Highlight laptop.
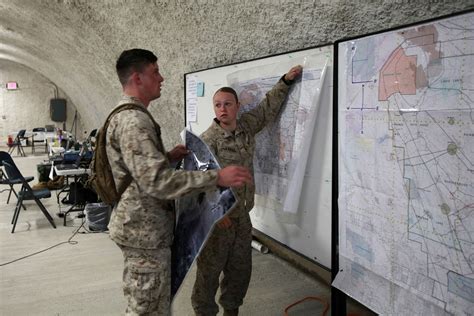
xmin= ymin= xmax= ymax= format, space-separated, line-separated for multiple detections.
xmin=55 ymin=148 xmax=90 ymax=171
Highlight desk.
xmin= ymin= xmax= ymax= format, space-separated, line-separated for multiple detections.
xmin=9 ymin=130 xmax=34 ymax=140
xmin=53 ymin=166 xmax=91 ymax=226
xmin=54 ymin=167 xmax=91 ymax=177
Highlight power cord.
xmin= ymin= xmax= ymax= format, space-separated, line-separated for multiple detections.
xmin=0 ymin=221 xmax=85 ymax=267
xmin=284 ymin=296 xmax=330 ymax=316
xmin=78 ymin=225 xmax=109 ymax=234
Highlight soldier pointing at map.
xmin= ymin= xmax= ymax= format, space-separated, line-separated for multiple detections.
xmin=192 ymin=65 xmax=303 ymax=316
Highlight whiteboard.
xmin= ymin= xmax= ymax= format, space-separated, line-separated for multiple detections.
xmin=184 ymin=45 xmax=333 ymax=268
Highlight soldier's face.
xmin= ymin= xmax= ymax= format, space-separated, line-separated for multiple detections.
xmin=138 ymin=62 xmax=164 ymax=101
xmin=213 ymin=92 xmax=240 ymax=125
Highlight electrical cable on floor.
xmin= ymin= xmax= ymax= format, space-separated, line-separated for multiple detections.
xmin=78 ymin=224 xmax=109 ymax=234
xmin=0 ymin=220 xmax=85 ymax=267
xmin=284 ymin=296 xmax=330 ymax=316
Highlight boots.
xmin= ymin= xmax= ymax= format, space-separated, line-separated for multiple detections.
xmin=32 ymin=182 xmax=48 ymax=190
xmin=47 ymin=176 xmax=65 ymax=190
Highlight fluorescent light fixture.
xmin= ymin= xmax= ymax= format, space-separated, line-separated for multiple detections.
xmin=6 ymin=81 xmax=18 ymax=90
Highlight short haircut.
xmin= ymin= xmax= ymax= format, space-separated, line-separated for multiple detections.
xmin=116 ymin=49 xmax=158 ymax=85
xmin=214 ymin=87 xmax=239 ymax=103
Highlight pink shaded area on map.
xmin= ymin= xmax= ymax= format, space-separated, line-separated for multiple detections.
xmin=378 ymin=47 xmax=417 ymax=101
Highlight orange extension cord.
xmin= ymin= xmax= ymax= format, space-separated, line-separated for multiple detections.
xmin=284 ymin=296 xmax=330 ymax=316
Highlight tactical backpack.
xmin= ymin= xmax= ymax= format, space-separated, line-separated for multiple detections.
xmin=88 ymin=103 xmax=161 ymax=205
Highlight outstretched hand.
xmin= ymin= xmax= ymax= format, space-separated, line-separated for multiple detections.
xmin=217 ymin=165 xmax=252 ymax=188
xmin=167 ymin=144 xmax=189 ymax=163
xmin=284 ymin=65 xmax=303 ymax=82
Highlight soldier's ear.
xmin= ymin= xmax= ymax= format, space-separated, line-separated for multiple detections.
xmin=130 ymin=72 xmax=141 ymax=85
xmin=236 ymin=102 xmax=240 ymax=110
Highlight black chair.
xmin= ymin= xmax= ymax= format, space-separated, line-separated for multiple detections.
xmin=74 ymin=128 xmax=97 ymax=155
xmin=32 ymin=127 xmax=47 ymax=154
xmin=8 ymin=129 xmax=27 ymax=156
xmin=0 ymin=151 xmax=34 ymax=210
xmin=1 ymin=152 xmax=56 ymax=233
xmin=85 ymin=129 xmax=97 ymax=148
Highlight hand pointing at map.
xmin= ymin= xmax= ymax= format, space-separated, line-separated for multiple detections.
xmin=284 ymin=65 xmax=303 ymax=82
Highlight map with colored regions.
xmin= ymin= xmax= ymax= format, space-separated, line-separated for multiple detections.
xmin=226 ymin=61 xmax=327 ymax=212
xmin=333 ymin=12 xmax=474 ymax=315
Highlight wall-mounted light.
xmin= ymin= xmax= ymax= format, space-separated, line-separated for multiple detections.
xmin=6 ymin=81 xmax=18 ymax=90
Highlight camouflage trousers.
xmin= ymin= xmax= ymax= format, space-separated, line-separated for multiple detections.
xmin=191 ymin=212 xmax=253 ymax=316
xmin=118 ymin=245 xmax=171 ymax=316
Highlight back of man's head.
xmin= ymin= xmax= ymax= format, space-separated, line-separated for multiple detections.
xmin=116 ymin=49 xmax=158 ymax=86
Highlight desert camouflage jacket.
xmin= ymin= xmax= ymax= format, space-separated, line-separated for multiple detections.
xmin=107 ymin=96 xmax=218 ymax=249
xmin=201 ymin=78 xmax=291 ymax=218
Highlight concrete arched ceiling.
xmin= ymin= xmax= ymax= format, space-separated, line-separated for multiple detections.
xmin=0 ymin=0 xmax=472 ymax=146
xmin=0 ymin=1 xmax=118 ymax=131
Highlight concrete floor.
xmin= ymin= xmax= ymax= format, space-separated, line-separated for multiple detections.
xmin=0 ymin=151 xmax=373 ymax=315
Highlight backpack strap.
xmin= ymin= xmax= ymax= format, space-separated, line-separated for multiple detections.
xmin=100 ymin=102 xmax=161 ymax=197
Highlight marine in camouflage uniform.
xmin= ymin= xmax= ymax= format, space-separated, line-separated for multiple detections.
xmin=192 ymin=73 xmax=298 ymax=316
xmin=107 ymin=96 xmax=220 ymax=315
xmin=108 ymin=49 xmax=251 ymax=315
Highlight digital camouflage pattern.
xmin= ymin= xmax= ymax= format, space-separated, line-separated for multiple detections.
xmin=192 ymin=78 xmax=291 ymax=315
xmin=200 ymin=79 xmax=290 ymax=219
xmin=106 ymin=96 xmax=219 ymax=315
xmin=192 ymin=214 xmax=252 ymax=316
xmin=107 ymin=96 xmax=219 ymax=250
xmin=119 ymin=245 xmax=171 ymax=315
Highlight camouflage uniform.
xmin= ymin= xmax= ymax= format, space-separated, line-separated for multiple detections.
xmin=107 ymin=96 xmax=219 ymax=316
xmin=192 ymin=78 xmax=292 ymax=315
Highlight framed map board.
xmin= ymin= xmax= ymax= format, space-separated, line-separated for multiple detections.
xmin=333 ymin=11 xmax=473 ymax=315
xmin=184 ymin=45 xmax=334 ymax=268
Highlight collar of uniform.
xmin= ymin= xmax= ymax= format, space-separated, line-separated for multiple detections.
xmin=118 ymin=95 xmax=145 ymax=108
xmin=212 ymin=118 xmax=244 ymax=138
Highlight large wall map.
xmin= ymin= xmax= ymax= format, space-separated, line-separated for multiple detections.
xmin=227 ymin=65 xmax=326 ymax=212
xmin=333 ymin=12 xmax=474 ymax=315
xmin=185 ymin=47 xmax=334 ymax=268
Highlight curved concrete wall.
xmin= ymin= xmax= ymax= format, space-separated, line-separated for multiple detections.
xmin=0 ymin=59 xmax=84 ymax=141
xmin=0 ymin=0 xmax=472 ymax=147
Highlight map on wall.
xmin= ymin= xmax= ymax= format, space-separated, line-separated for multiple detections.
xmin=227 ymin=55 xmax=328 ymax=213
xmin=184 ymin=45 xmax=334 ymax=268
xmin=333 ymin=12 xmax=474 ymax=315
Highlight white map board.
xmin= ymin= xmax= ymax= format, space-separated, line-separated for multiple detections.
xmin=185 ymin=46 xmax=333 ymax=268
xmin=333 ymin=12 xmax=474 ymax=315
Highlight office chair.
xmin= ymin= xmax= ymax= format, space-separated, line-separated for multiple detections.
xmin=86 ymin=129 xmax=97 ymax=146
xmin=0 ymin=151 xmax=34 ymax=210
xmin=79 ymin=129 xmax=97 ymax=157
xmin=8 ymin=129 xmax=27 ymax=157
xmin=1 ymin=152 xmax=56 ymax=233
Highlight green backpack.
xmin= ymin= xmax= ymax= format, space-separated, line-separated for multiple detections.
xmin=88 ymin=103 xmax=160 ymax=205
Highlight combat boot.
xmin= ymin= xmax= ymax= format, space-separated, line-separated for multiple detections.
xmin=32 ymin=182 xmax=48 ymax=190
xmin=223 ymin=309 xmax=238 ymax=316
xmin=47 ymin=176 xmax=65 ymax=190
